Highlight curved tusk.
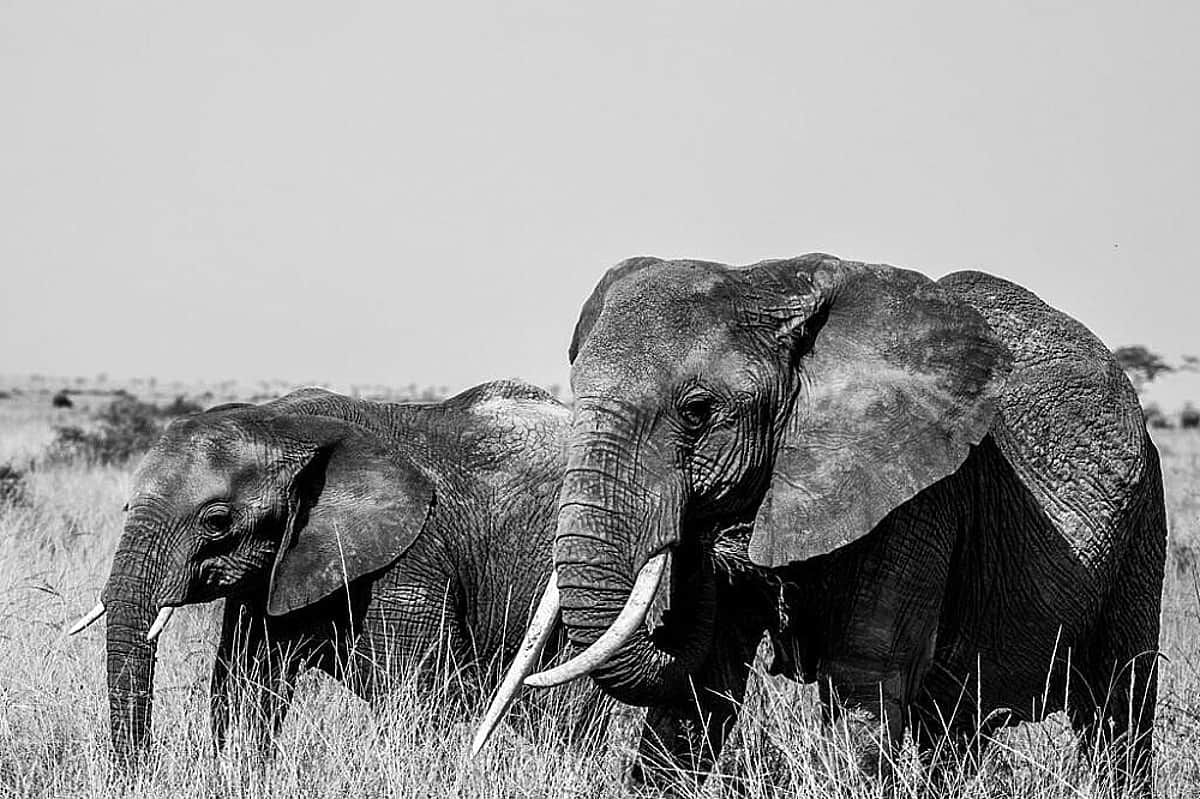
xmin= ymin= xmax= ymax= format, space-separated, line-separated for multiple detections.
xmin=145 ymin=606 xmax=175 ymax=642
xmin=66 ymin=602 xmax=106 ymax=636
xmin=470 ymin=572 xmax=561 ymax=758
xmin=524 ymin=552 xmax=667 ymax=689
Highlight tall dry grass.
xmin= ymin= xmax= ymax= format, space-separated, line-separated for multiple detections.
xmin=1 ymin=397 xmax=1198 ymax=798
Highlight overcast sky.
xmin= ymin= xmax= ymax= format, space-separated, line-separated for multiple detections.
xmin=2 ymin=2 xmax=1197 ymax=403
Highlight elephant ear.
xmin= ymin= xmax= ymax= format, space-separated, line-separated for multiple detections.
xmin=569 ymin=256 xmax=664 ymax=363
xmin=747 ymin=256 xmax=1012 ymax=568
xmin=266 ymin=416 xmax=434 ymax=616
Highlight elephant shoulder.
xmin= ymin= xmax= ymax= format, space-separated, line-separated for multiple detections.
xmin=259 ymin=386 xmax=347 ymax=415
xmin=939 ymin=271 xmax=1151 ymax=565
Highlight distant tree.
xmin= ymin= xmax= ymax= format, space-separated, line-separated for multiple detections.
xmin=1181 ymin=403 xmax=1200 ymax=430
xmin=1114 ymin=346 xmax=1175 ymax=393
xmin=51 ymin=391 xmax=73 ymax=409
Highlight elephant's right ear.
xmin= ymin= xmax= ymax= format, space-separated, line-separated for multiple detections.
xmin=748 ymin=257 xmax=1011 ymax=568
xmin=569 ymin=257 xmax=664 ymax=363
xmin=265 ymin=416 xmax=434 ymax=616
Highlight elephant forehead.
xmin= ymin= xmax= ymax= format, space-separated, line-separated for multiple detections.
xmin=605 ymin=260 xmax=737 ymax=327
xmin=575 ymin=321 xmax=751 ymax=396
xmin=130 ymin=423 xmax=256 ymax=503
xmin=576 ymin=263 xmax=759 ymax=391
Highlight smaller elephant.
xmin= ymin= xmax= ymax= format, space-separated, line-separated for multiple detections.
xmin=68 ymin=381 xmax=587 ymax=762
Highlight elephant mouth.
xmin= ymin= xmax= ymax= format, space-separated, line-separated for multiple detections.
xmin=469 ymin=547 xmax=674 ymax=756
xmin=471 ymin=527 xmax=742 ymax=756
xmin=470 ymin=515 xmax=761 ymax=756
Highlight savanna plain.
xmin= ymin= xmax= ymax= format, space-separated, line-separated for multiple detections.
xmin=2 ymin=383 xmax=1199 ymax=798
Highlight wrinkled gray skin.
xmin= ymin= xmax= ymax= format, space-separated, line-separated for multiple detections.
xmin=551 ymin=254 xmax=1165 ymax=792
xmin=101 ymin=380 xmax=575 ymax=763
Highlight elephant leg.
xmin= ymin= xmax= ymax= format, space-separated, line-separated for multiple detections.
xmin=1070 ymin=631 xmax=1158 ymax=797
xmin=1069 ymin=498 xmax=1163 ymax=797
xmin=631 ymin=599 xmax=767 ymax=794
xmin=210 ymin=597 xmax=304 ymax=759
xmin=346 ymin=570 xmax=469 ymax=705
xmin=911 ymin=690 xmax=1010 ymax=790
xmin=811 ymin=503 xmax=955 ymax=782
xmin=817 ymin=669 xmax=907 ymax=781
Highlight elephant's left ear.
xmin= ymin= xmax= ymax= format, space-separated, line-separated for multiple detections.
xmin=748 ymin=257 xmax=1012 ymax=568
xmin=265 ymin=416 xmax=434 ymax=616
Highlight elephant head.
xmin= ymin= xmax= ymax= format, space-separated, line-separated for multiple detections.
xmin=473 ymin=254 xmax=1010 ymax=745
xmin=69 ymin=397 xmax=432 ymax=762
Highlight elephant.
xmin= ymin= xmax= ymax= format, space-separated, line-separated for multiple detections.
xmin=68 ymin=380 xmax=586 ymax=763
xmin=475 ymin=254 xmax=1166 ymax=793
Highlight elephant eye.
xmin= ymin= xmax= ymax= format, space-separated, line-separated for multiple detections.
xmin=678 ymin=394 xmax=715 ymax=429
xmin=199 ymin=505 xmax=234 ymax=537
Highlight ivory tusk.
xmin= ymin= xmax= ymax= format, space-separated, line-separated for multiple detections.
xmin=523 ymin=552 xmax=667 ymax=689
xmin=469 ymin=572 xmax=561 ymax=758
xmin=66 ymin=602 xmax=106 ymax=636
xmin=145 ymin=606 xmax=175 ymax=642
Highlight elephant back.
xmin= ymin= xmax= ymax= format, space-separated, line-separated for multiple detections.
xmin=444 ymin=379 xmax=571 ymax=475
xmin=939 ymin=270 xmax=1150 ymax=569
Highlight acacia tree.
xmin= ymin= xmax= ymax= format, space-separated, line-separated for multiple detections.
xmin=1114 ymin=346 xmax=1176 ymax=394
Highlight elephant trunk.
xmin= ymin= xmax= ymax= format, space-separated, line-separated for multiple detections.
xmin=548 ymin=404 xmax=715 ymax=706
xmin=101 ymin=524 xmax=163 ymax=764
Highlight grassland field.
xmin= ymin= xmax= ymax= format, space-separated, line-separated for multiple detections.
xmin=1 ymin=385 xmax=1198 ymax=798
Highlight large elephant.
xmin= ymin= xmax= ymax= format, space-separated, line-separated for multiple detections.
xmin=477 ymin=254 xmax=1166 ymax=792
xmin=69 ymin=380 xmax=581 ymax=763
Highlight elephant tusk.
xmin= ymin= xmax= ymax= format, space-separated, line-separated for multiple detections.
xmin=523 ymin=552 xmax=667 ymax=689
xmin=470 ymin=571 xmax=561 ymax=758
xmin=66 ymin=602 xmax=106 ymax=636
xmin=145 ymin=606 xmax=175 ymax=642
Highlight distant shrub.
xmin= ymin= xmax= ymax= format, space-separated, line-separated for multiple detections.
xmin=1181 ymin=404 xmax=1200 ymax=430
xmin=51 ymin=391 xmax=73 ymax=409
xmin=48 ymin=394 xmax=210 ymax=464
xmin=161 ymin=395 xmax=204 ymax=416
xmin=0 ymin=463 xmax=28 ymax=506
xmin=50 ymin=397 xmax=165 ymax=464
xmin=1143 ymin=403 xmax=1171 ymax=429
xmin=1171 ymin=539 xmax=1199 ymax=578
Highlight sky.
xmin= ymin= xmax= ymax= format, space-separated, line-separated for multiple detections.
xmin=2 ymin=2 xmax=1197 ymax=405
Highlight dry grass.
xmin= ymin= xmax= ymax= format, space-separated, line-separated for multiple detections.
xmin=1 ymin=395 xmax=1198 ymax=798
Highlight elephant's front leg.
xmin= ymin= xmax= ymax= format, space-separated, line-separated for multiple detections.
xmin=210 ymin=597 xmax=303 ymax=758
xmin=345 ymin=562 xmax=469 ymax=704
xmin=632 ymin=576 xmax=769 ymax=793
xmin=811 ymin=506 xmax=954 ymax=781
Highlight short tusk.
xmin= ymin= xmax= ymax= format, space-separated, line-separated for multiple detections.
xmin=66 ymin=602 xmax=106 ymax=635
xmin=146 ymin=606 xmax=175 ymax=642
xmin=524 ymin=552 xmax=667 ymax=689
xmin=470 ymin=571 xmax=561 ymax=758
